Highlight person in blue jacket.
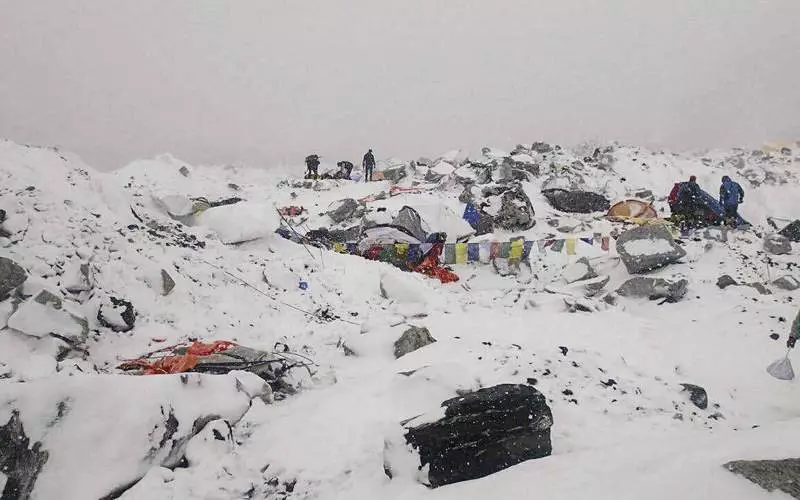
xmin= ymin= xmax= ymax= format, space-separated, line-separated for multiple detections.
xmin=719 ymin=175 xmax=744 ymax=226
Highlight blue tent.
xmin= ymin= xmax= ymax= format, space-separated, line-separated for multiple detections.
xmin=674 ymin=182 xmax=748 ymax=227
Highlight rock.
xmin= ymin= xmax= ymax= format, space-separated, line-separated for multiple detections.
xmin=778 ymin=220 xmax=800 ymax=242
xmin=405 ymin=384 xmax=553 ymax=487
xmin=764 ymin=234 xmax=792 ymax=255
xmin=194 ymin=345 xmax=297 ymax=394
xmin=562 ymin=257 xmax=597 ymax=284
xmin=633 ymin=189 xmax=654 ymax=199
xmin=394 ymin=326 xmax=436 ymax=358
xmin=376 ymin=160 xmax=409 ymax=183
xmin=227 ymin=183 xmax=240 ymax=191
xmin=0 ymin=410 xmax=49 ymax=500
xmin=717 ymin=275 xmax=738 ymax=289
xmin=62 ymin=261 xmax=94 ymax=293
xmin=616 ymin=225 xmax=687 ymax=274
xmin=98 ymin=296 xmax=136 ymax=332
xmin=747 ymin=282 xmax=772 ymax=295
xmin=0 ymin=256 xmax=27 ymax=300
xmin=531 ymin=142 xmax=552 ymax=153
xmin=773 ymin=276 xmax=800 ymax=291
xmin=494 ymin=184 xmax=536 ymax=231
xmin=458 ymin=185 xmax=474 ymax=204
xmin=703 ymin=227 xmax=729 ymax=242
xmin=541 ymin=188 xmax=610 ymax=213
xmin=583 ymin=275 xmax=610 ymax=296
xmin=616 ymin=276 xmax=688 ymax=302
xmin=326 ymin=198 xmax=361 ymax=224
xmin=564 ymin=296 xmax=597 ymax=313
xmin=178 ymin=165 xmax=190 ymax=177
xmin=680 ymin=383 xmax=708 ymax=409
xmin=7 ymin=290 xmax=88 ymax=340
xmin=0 ymin=373 xmax=252 ymax=500
xmin=725 ymin=458 xmax=800 ymax=499
xmin=161 ymin=269 xmax=176 ymax=296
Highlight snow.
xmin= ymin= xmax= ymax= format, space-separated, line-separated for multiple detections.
xmin=622 ymin=238 xmax=676 ymax=256
xmin=0 ymin=138 xmax=800 ymax=499
xmin=7 ymin=300 xmax=84 ymax=339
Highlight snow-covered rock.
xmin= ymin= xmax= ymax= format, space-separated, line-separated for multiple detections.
xmin=97 ymin=296 xmax=136 ymax=332
xmin=0 ymin=373 xmax=253 ymax=500
xmin=616 ymin=225 xmax=687 ymax=274
xmin=616 ymin=276 xmax=688 ymax=302
xmin=7 ymin=290 xmax=88 ymax=339
xmin=196 ymin=201 xmax=279 ymax=244
xmin=0 ymin=256 xmax=27 ymax=299
xmin=562 ymin=258 xmax=597 ymax=284
xmin=764 ymin=234 xmax=791 ymax=255
xmin=394 ymin=326 xmax=436 ymax=359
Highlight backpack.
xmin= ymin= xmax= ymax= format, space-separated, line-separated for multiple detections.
xmin=668 ymin=183 xmax=681 ymax=206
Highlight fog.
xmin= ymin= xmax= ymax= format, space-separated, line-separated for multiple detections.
xmin=1 ymin=0 xmax=799 ymax=170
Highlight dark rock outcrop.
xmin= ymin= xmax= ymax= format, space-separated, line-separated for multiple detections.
xmin=725 ymin=458 xmax=800 ymax=499
xmin=405 ymin=384 xmax=553 ymax=487
xmin=542 ymin=188 xmax=610 ymax=213
xmin=616 ymin=225 xmax=686 ymax=274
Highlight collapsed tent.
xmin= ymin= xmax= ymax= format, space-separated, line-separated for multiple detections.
xmin=118 ymin=341 xmax=313 ymax=393
xmin=392 ymin=206 xmax=428 ymax=242
xmin=668 ymin=182 xmax=748 ymax=227
xmin=607 ymin=199 xmax=658 ymax=220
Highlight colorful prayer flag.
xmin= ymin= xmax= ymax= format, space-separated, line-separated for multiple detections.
xmin=551 ymin=239 xmax=565 ymax=253
xmin=468 ymin=243 xmax=480 ymax=263
xmin=565 ymin=238 xmax=576 ymax=255
xmin=499 ymin=242 xmax=511 ymax=259
xmin=455 ymin=243 xmax=468 ymax=264
xmin=333 ymin=242 xmax=346 ymax=253
xmin=395 ymin=242 xmax=409 ymax=260
xmin=444 ymin=243 xmax=456 ymax=264
xmin=509 ymin=239 xmax=524 ymax=261
xmin=601 ymin=236 xmax=610 ymax=251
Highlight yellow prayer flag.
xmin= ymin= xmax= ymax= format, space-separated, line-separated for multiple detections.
xmin=565 ymin=238 xmax=576 ymax=255
xmin=509 ymin=239 xmax=524 ymax=261
xmin=333 ymin=242 xmax=346 ymax=253
xmin=455 ymin=243 xmax=468 ymax=264
xmin=395 ymin=242 xmax=409 ymax=258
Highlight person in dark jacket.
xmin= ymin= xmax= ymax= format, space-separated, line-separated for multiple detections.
xmin=305 ymin=154 xmax=320 ymax=180
xmin=719 ymin=175 xmax=744 ymax=226
xmin=336 ymin=161 xmax=354 ymax=180
xmin=362 ymin=149 xmax=375 ymax=182
xmin=786 ymin=309 xmax=800 ymax=349
xmin=675 ymin=175 xmax=702 ymax=227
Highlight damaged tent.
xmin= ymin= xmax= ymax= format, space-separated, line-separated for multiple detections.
xmin=668 ymin=182 xmax=748 ymax=227
xmin=607 ymin=199 xmax=658 ymax=221
xmin=392 ymin=206 xmax=428 ymax=241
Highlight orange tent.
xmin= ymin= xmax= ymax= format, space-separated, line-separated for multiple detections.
xmin=607 ymin=199 xmax=658 ymax=221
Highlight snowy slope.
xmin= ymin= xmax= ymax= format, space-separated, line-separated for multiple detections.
xmin=0 ymin=138 xmax=799 ymax=499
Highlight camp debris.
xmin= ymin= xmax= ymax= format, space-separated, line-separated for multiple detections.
xmin=118 ymin=340 xmax=315 ymax=395
xmin=606 ymin=199 xmax=658 ymax=221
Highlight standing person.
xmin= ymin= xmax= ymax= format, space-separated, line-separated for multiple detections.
xmin=305 ymin=154 xmax=320 ymax=180
xmin=785 ymin=309 xmax=800 ymax=349
xmin=719 ymin=175 xmax=744 ymax=226
xmin=362 ymin=149 xmax=375 ymax=182
xmin=676 ymin=175 xmax=702 ymax=227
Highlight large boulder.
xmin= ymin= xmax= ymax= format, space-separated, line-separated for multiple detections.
xmin=724 ymin=458 xmax=800 ymax=499
xmin=680 ymin=383 xmax=708 ymax=409
xmin=394 ymin=326 xmax=436 ymax=359
xmin=764 ymin=234 xmax=792 ymax=255
xmin=778 ymin=220 xmax=800 ymax=242
xmin=326 ymin=198 xmax=361 ymax=224
xmin=773 ymin=276 xmax=800 ymax=291
xmin=405 ymin=384 xmax=553 ymax=487
xmin=562 ymin=257 xmax=597 ymax=284
xmin=616 ymin=225 xmax=687 ymax=274
xmin=0 ymin=374 xmax=253 ymax=500
xmin=616 ymin=276 xmax=688 ymax=302
xmin=495 ymin=184 xmax=536 ymax=231
xmin=0 ymin=256 xmax=27 ymax=300
xmin=0 ymin=268 xmax=21 ymax=305
xmin=0 ymin=410 xmax=49 ymax=500
xmin=541 ymin=188 xmax=610 ymax=213
xmin=61 ymin=261 xmax=94 ymax=294
xmin=7 ymin=290 xmax=88 ymax=340
xmin=98 ymin=296 xmax=136 ymax=332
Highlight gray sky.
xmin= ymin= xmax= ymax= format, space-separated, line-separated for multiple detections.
xmin=1 ymin=1 xmax=799 ymax=170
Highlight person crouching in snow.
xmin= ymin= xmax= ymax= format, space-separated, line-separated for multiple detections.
xmin=719 ymin=175 xmax=744 ymax=226
xmin=786 ymin=310 xmax=800 ymax=349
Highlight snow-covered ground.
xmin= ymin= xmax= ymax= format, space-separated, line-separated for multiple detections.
xmin=1 ymin=138 xmax=799 ymax=499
